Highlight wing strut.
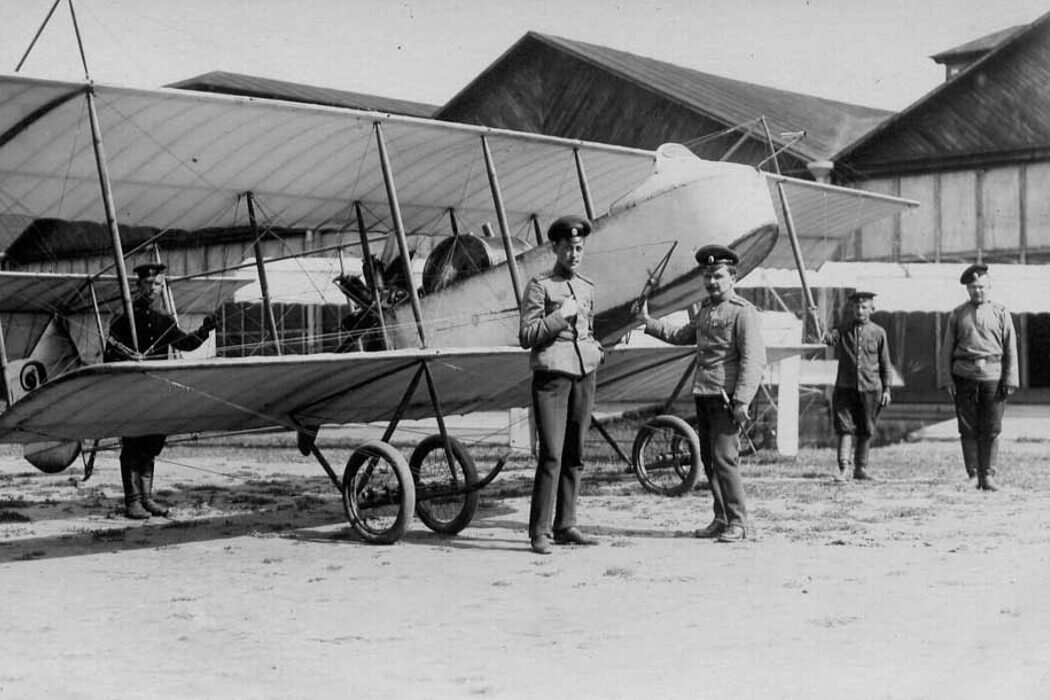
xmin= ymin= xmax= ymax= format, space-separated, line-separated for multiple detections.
xmin=574 ymin=148 xmax=596 ymax=220
xmin=375 ymin=122 xmax=427 ymax=347
xmin=760 ymin=117 xmax=823 ymax=340
xmin=481 ymin=135 xmax=523 ymax=307
xmin=85 ymin=85 xmax=138 ymax=352
xmin=353 ymin=201 xmax=390 ymax=348
xmin=245 ymin=192 xmax=282 ymax=355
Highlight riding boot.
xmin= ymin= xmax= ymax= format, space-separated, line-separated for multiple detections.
xmin=120 ymin=456 xmax=150 ymax=520
xmin=835 ymin=434 xmax=853 ymax=481
xmin=976 ymin=438 xmax=999 ymax=492
xmin=853 ymin=436 xmax=875 ymax=481
xmin=140 ymin=460 xmax=170 ymax=516
xmin=960 ymin=437 xmax=979 ymax=480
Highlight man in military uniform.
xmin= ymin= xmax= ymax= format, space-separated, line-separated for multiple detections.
xmin=519 ymin=215 xmax=604 ymax=555
xmin=105 ymin=263 xmax=218 ymax=519
xmin=823 ymin=291 xmax=892 ymax=482
xmin=635 ymin=245 xmax=765 ymax=542
xmin=939 ymin=264 xmax=1018 ymax=491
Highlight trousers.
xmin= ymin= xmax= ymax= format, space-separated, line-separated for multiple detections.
xmin=695 ymin=395 xmax=747 ymax=528
xmin=528 ymin=370 xmax=595 ymax=539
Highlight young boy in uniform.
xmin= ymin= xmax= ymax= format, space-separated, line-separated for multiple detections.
xmin=823 ymin=291 xmax=892 ymax=481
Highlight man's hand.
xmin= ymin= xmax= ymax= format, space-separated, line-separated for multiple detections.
xmin=198 ymin=315 xmax=218 ymax=335
xmin=880 ymin=389 xmax=891 ymax=408
xmin=731 ymin=401 xmax=750 ymax=426
xmin=632 ymin=298 xmax=651 ymax=326
xmin=558 ymin=298 xmax=578 ymax=320
xmin=995 ymin=382 xmax=1016 ymax=401
xmin=821 ymin=329 xmax=839 ymax=346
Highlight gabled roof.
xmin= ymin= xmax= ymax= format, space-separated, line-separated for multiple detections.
xmin=838 ymin=11 xmax=1050 ymax=174
xmin=441 ymin=32 xmax=891 ymax=164
xmin=930 ymin=25 xmax=1026 ymax=64
xmin=167 ymin=71 xmax=438 ymax=118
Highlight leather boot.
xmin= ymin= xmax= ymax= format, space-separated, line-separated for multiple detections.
xmin=120 ymin=456 xmax=150 ymax=520
xmin=835 ymin=434 xmax=853 ymax=481
xmin=977 ymin=438 xmax=999 ymax=492
xmin=853 ymin=436 xmax=875 ymax=481
xmin=960 ymin=437 xmax=979 ymax=480
xmin=140 ymin=460 xmax=170 ymax=516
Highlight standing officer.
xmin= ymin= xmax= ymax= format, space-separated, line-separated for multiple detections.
xmin=519 ymin=215 xmax=603 ymax=555
xmin=105 ymin=262 xmax=218 ymax=519
xmin=823 ymin=291 xmax=892 ymax=482
xmin=635 ymin=245 xmax=765 ymax=542
xmin=938 ymin=264 xmax=1018 ymax=491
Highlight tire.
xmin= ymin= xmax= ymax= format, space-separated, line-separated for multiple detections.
xmin=341 ymin=440 xmax=416 ymax=545
xmin=409 ymin=434 xmax=479 ymax=535
xmin=631 ymin=415 xmax=701 ymax=496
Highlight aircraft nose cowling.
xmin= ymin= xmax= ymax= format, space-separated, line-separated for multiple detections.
xmin=608 ymin=143 xmax=779 ymax=280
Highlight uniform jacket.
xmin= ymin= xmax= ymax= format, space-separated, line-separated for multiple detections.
xmin=938 ymin=300 xmax=1018 ymax=388
xmin=644 ymin=292 xmax=765 ymax=404
xmin=105 ymin=300 xmax=209 ymax=362
xmin=519 ymin=268 xmax=603 ymax=377
xmin=825 ymin=320 xmax=892 ymax=392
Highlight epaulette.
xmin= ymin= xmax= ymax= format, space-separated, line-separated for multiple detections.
xmin=574 ymin=273 xmax=594 ymax=286
xmin=728 ymin=296 xmax=753 ymax=307
xmin=534 ymin=270 xmax=555 ymax=281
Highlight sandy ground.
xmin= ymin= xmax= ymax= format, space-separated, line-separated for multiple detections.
xmin=2 ymin=439 xmax=1049 ymax=700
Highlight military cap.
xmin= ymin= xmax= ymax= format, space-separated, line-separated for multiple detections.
xmin=547 ymin=215 xmax=592 ymax=243
xmin=959 ymin=263 xmax=988 ymax=284
xmin=848 ymin=291 xmax=877 ymax=302
xmin=133 ymin=262 xmax=167 ymax=279
xmin=694 ymin=244 xmax=739 ymax=267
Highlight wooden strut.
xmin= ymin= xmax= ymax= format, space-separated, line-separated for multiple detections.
xmin=481 ymin=136 xmax=523 ymax=307
xmin=374 ymin=122 xmax=427 ymax=348
xmin=760 ymin=117 xmax=823 ymax=340
xmin=354 ymin=201 xmax=389 ymax=348
xmin=245 ymin=192 xmax=282 ymax=355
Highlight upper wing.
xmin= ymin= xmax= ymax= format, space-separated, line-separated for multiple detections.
xmin=0 ymin=75 xmax=655 ymax=248
xmin=0 ymin=347 xmax=534 ymax=444
xmin=761 ymin=174 xmax=919 ymax=270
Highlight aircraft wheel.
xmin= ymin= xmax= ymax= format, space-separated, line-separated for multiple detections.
xmin=409 ymin=434 xmax=479 ymax=535
xmin=631 ymin=415 xmax=700 ymax=496
xmin=342 ymin=440 xmax=416 ymax=545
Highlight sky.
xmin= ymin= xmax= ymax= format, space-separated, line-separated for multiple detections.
xmin=0 ymin=0 xmax=1047 ymax=112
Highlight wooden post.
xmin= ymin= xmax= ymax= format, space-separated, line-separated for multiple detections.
xmin=374 ymin=122 xmax=426 ymax=347
xmin=245 ymin=192 xmax=282 ymax=355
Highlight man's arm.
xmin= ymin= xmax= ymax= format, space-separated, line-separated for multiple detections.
xmin=519 ymin=279 xmax=569 ymax=349
xmin=1000 ymin=307 xmax=1020 ymax=393
xmin=937 ymin=310 xmax=957 ymax=391
xmin=732 ymin=305 xmax=766 ymax=408
xmin=878 ymin=327 xmax=893 ymax=407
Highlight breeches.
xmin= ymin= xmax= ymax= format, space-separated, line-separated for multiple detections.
xmin=832 ymin=387 xmax=882 ymax=437
xmin=951 ymin=376 xmax=1005 ymax=441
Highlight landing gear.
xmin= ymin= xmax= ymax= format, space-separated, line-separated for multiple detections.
xmin=631 ymin=414 xmax=701 ymax=496
xmin=410 ymin=434 xmax=479 ymax=535
xmin=341 ymin=440 xmax=416 ymax=545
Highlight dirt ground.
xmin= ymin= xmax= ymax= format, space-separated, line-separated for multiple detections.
xmin=1 ymin=438 xmax=1049 ymax=700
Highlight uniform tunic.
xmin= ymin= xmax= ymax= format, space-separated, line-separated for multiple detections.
xmin=939 ymin=300 xmax=1018 ymax=446
xmin=644 ymin=292 xmax=765 ymax=529
xmin=105 ymin=300 xmax=210 ymax=362
xmin=519 ymin=268 xmax=602 ymax=539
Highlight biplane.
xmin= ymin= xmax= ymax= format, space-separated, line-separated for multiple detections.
xmin=0 ymin=69 xmax=916 ymax=543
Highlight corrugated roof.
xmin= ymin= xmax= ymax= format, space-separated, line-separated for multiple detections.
xmin=523 ymin=32 xmax=891 ymax=162
xmin=838 ymin=11 xmax=1050 ymax=171
xmin=167 ymin=71 xmax=438 ymax=118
